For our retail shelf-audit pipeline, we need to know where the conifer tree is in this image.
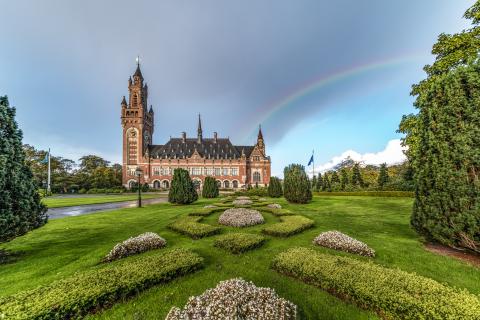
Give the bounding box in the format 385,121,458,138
316,173,323,191
340,168,349,190
267,176,283,198
168,168,198,204
322,172,331,192
351,163,364,188
331,171,340,190
0,96,47,242
311,175,317,191
377,163,389,190
202,176,219,198
283,164,312,203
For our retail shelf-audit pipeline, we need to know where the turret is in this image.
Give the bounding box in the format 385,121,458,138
256,124,265,155
197,114,203,144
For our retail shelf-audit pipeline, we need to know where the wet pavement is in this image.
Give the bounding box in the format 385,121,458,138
47,197,168,219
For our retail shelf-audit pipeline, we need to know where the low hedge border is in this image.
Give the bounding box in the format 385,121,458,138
0,249,203,320
272,247,480,319
189,207,224,217
314,191,414,197
262,215,314,237
214,233,266,254
168,216,221,239
259,207,294,216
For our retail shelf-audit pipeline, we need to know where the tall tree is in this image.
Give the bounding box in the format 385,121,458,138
330,171,340,189
283,164,312,203
340,168,349,190
316,173,323,191
311,175,317,191
267,176,283,198
168,168,198,204
78,155,109,175
202,176,219,198
0,96,47,242
377,163,389,190
399,1,480,252
322,172,331,192
351,163,364,188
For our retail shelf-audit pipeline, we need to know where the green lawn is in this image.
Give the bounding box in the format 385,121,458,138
42,194,162,208
1,196,478,319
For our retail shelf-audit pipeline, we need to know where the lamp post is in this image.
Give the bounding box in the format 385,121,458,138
135,167,142,208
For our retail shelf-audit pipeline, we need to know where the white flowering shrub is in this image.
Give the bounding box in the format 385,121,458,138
313,231,375,257
102,232,167,262
267,203,282,209
165,278,297,320
219,208,264,227
204,205,218,209
233,199,253,206
236,196,251,200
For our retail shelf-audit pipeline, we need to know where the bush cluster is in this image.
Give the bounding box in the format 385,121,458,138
219,208,264,227
233,199,253,206
236,196,251,200
102,232,167,262
202,177,219,198
267,177,283,198
263,216,314,237
165,278,297,320
314,191,414,197
260,207,293,216
267,203,282,209
272,247,480,319
312,231,375,257
169,216,220,239
189,206,223,217
214,233,266,254
0,249,203,319
168,168,198,204
283,164,312,204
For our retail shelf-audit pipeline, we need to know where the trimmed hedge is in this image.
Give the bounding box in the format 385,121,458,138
272,247,480,319
168,216,220,239
260,207,293,216
314,191,414,197
262,216,314,237
214,233,266,254
188,207,223,217
0,249,203,320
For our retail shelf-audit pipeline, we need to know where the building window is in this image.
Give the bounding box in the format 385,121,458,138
128,167,136,176
253,156,260,161
206,167,214,176
153,167,160,175
253,171,261,182
224,180,230,188
214,168,221,176
192,167,202,175
222,168,229,176
232,180,238,188
231,168,238,176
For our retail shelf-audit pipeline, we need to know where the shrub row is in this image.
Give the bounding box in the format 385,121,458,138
259,207,293,216
314,191,414,197
0,249,203,320
262,216,314,237
272,247,480,319
168,216,221,239
214,233,266,254
188,207,223,217
102,232,167,262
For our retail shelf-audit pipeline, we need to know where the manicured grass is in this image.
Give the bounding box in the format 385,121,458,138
42,194,161,208
1,196,479,319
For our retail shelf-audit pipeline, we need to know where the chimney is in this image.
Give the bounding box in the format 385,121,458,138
181,132,186,143
214,132,218,143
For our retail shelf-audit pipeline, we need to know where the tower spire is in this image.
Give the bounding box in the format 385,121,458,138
197,114,203,143
258,124,263,140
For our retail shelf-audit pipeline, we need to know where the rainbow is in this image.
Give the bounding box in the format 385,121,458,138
242,53,426,139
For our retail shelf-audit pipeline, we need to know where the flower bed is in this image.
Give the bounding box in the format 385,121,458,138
272,247,480,319
102,232,166,262
204,205,218,209
169,216,221,239
268,203,282,209
219,208,264,227
0,249,203,320
236,196,251,200
313,231,375,257
214,233,266,254
262,215,314,237
233,199,253,206
165,278,296,320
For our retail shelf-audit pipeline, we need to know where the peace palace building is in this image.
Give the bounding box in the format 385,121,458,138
121,63,271,189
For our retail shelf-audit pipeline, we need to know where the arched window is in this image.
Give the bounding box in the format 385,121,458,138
253,172,261,183
128,180,136,190
224,180,230,188
153,180,161,189
132,94,138,108
216,180,222,188
193,179,201,189
162,180,170,189
232,180,238,189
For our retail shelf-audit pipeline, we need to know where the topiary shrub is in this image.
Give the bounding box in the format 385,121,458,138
262,215,314,237
283,164,312,204
168,168,198,204
272,247,480,319
169,216,220,239
102,232,167,262
202,176,219,198
214,233,266,254
166,278,296,319
268,177,283,198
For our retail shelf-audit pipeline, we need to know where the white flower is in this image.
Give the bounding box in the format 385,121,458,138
313,231,375,257
233,199,253,206
103,232,167,262
204,205,218,209
267,203,282,209
219,208,264,227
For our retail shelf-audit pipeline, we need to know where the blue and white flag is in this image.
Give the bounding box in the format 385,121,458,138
308,153,314,166
41,152,49,164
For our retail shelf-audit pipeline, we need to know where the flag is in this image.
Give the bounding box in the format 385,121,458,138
41,152,49,164
308,154,314,166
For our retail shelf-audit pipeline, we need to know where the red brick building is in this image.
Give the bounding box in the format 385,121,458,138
121,63,271,189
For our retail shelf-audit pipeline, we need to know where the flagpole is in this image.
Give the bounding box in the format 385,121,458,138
312,149,315,177
47,148,51,193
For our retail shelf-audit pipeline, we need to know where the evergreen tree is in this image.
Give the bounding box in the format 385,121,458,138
322,172,331,192
351,163,364,188
399,1,480,252
283,164,312,203
202,176,219,198
340,168,349,190
377,163,389,190
311,175,317,191
267,176,283,198
316,173,323,191
0,96,47,242
331,171,340,190
168,168,198,204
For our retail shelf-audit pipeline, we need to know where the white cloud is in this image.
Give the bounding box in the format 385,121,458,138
311,139,407,174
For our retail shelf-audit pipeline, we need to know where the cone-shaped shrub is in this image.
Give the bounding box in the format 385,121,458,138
0,96,47,242
267,177,283,198
168,168,198,204
283,164,312,204
202,176,219,198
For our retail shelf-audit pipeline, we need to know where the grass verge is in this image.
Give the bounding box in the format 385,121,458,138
42,194,160,208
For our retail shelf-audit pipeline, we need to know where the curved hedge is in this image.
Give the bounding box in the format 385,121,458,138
214,233,266,254
262,216,314,237
272,247,480,319
168,216,220,239
0,249,203,319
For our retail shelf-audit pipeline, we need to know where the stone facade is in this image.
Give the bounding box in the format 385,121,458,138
121,63,271,189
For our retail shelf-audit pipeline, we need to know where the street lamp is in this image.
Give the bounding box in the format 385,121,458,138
135,167,143,208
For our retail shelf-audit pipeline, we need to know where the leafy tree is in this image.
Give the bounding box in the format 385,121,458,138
377,163,389,190
322,172,331,192
399,1,480,252
340,168,349,190
283,164,312,203
202,176,219,198
267,176,283,198
168,168,198,204
316,173,323,191
78,155,109,175
0,96,47,242
330,171,340,190
351,163,364,188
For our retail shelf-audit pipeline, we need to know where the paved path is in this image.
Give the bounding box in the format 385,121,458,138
47,197,168,219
